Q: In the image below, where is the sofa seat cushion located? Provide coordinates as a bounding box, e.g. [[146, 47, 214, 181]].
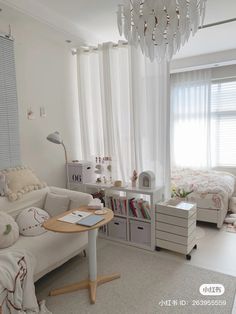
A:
[[1, 231, 88, 280]]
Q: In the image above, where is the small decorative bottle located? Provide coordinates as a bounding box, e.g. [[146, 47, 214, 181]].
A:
[[131, 170, 138, 188]]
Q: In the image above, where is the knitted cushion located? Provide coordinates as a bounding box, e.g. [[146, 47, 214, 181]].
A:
[[1, 166, 46, 201]]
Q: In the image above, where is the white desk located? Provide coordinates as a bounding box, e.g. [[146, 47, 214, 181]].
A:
[[43, 207, 120, 303]]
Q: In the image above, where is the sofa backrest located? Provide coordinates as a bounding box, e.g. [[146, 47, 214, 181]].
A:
[[49, 186, 93, 210], [0, 187, 50, 218], [0, 186, 93, 219]]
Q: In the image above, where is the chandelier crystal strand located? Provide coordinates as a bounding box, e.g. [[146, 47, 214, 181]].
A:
[[117, 0, 207, 62]]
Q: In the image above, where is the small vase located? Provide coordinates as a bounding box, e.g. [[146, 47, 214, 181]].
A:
[[132, 181, 136, 188]]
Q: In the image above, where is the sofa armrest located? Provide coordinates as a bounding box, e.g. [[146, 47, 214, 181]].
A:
[[49, 186, 93, 210]]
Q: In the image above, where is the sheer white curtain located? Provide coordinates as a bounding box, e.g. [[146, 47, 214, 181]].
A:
[[77, 42, 170, 197], [171, 69, 212, 169]]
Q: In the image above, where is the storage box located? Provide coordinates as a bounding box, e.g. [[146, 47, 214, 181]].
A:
[[108, 217, 127, 240], [130, 220, 151, 246], [68, 161, 93, 184]]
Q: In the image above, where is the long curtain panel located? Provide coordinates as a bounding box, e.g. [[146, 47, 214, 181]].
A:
[[77, 42, 170, 197], [171, 69, 212, 169]]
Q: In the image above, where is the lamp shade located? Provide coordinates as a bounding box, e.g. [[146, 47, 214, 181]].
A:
[[46, 131, 62, 144]]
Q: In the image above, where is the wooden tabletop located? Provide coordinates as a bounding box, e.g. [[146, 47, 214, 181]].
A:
[[43, 207, 113, 234]]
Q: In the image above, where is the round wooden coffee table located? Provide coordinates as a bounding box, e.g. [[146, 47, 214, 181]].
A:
[[43, 207, 120, 304]]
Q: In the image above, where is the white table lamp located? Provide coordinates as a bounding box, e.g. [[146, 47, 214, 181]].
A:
[[47, 131, 70, 189]]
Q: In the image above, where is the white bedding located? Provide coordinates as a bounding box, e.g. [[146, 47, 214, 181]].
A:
[[0, 250, 51, 314], [171, 169, 235, 210]]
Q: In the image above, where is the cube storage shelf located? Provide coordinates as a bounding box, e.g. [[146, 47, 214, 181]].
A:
[[83, 183, 164, 251]]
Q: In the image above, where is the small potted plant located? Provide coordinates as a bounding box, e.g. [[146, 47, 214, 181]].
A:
[[171, 186, 193, 201]]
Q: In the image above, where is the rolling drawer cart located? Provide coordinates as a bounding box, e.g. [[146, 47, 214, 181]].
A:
[[156, 200, 197, 260]]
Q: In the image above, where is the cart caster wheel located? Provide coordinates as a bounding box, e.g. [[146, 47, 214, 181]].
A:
[[186, 254, 191, 260], [156, 246, 161, 251], [193, 244, 197, 250]]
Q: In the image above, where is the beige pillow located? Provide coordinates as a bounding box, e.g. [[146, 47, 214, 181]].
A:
[[1, 166, 47, 201], [44, 193, 70, 217]]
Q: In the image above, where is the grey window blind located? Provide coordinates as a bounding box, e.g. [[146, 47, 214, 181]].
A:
[[0, 36, 21, 169]]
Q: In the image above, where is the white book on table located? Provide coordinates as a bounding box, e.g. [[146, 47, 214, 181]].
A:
[[58, 210, 92, 224]]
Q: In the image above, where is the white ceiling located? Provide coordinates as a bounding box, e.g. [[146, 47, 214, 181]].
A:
[[2, 0, 236, 59]]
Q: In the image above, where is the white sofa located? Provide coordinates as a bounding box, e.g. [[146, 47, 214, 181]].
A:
[[0, 186, 93, 281]]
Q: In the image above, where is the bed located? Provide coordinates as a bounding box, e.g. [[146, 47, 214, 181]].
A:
[[171, 169, 235, 228]]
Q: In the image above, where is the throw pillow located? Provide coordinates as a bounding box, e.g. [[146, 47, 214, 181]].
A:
[[1, 166, 47, 202], [0, 173, 9, 196], [0, 212, 19, 248], [44, 193, 70, 217], [16, 207, 50, 236]]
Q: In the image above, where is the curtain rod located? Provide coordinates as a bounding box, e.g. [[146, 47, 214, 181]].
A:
[[200, 18, 236, 29], [72, 41, 127, 55], [0, 25, 13, 41], [72, 17, 236, 55], [0, 34, 13, 41]]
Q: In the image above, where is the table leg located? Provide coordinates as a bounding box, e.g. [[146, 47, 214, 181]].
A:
[[49, 228, 120, 304], [88, 229, 97, 282], [88, 229, 98, 303]]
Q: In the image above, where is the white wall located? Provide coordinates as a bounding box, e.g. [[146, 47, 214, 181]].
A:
[[171, 49, 236, 73], [0, 5, 82, 187]]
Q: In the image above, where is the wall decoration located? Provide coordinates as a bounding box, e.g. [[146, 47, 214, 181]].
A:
[[40, 106, 46, 118], [27, 108, 35, 120]]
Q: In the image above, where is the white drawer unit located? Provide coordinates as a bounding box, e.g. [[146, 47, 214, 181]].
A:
[[68, 161, 93, 184], [108, 217, 127, 241], [156, 200, 197, 260], [130, 220, 151, 246]]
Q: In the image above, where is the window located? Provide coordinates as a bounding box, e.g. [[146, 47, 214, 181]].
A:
[[211, 79, 236, 166], [0, 36, 21, 169], [171, 70, 236, 168]]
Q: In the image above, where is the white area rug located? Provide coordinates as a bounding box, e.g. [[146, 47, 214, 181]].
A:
[[196, 226, 206, 239], [36, 241, 236, 314], [225, 224, 236, 234]]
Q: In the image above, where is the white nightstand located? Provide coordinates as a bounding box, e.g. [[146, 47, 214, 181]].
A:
[[156, 200, 197, 260]]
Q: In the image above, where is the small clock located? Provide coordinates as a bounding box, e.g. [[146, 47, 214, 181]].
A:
[[138, 171, 155, 189]]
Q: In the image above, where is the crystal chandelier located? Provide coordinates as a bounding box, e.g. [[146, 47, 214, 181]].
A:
[[117, 0, 207, 61]]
